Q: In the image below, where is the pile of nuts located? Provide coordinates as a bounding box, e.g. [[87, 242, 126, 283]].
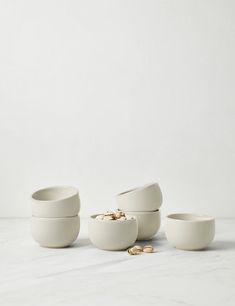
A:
[[128, 245, 154, 255], [96, 209, 131, 221]]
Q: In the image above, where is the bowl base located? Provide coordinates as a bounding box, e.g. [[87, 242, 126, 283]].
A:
[[39, 244, 72, 248], [175, 246, 209, 251]]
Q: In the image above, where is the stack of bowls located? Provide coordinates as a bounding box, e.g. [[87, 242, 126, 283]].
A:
[[31, 186, 80, 248], [116, 183, 162, 240]]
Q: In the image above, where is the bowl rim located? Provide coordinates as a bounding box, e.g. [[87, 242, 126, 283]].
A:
[[116, 182, 160, 197], [124, 209, 160, 215], [31, 186, 79, 202], [90, 214, 137, 223], [166, 213, 214, 223], [31, 215, 79, 221]]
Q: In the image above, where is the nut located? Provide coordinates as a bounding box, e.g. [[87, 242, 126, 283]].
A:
[[115, 210, 126, 219], [95, 214, 104, 220], [127, 247, 139, 255], [103, 215, 115, 220], [95, 210, 128, 221], [115, 211, 122, 219], [134, 245, 143, 252], [143, 245, 154, 253], [104, 211, 115, 217]]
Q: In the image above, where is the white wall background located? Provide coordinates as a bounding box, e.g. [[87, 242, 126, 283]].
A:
[[0, 0, 234, 218]]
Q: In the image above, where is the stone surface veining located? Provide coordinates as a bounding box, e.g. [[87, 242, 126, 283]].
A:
[[0, 218, 234, 306]]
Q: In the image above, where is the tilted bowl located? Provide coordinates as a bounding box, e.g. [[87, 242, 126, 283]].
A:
[[31, 186, 80, 218], [116, 183, 162, 212]]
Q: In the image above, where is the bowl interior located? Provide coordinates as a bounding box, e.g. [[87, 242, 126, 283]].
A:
[[167, 213, 214, 222], [117, 188, 137, 196], [117, 183, 158, 197], [32, 186, 78, 202]]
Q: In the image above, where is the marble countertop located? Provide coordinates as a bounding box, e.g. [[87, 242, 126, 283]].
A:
[[0, 218, 234, 306]]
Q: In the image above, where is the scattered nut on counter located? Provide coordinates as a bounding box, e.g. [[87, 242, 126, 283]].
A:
[[128, 245, 155, 255], [134, 245, 143, 252], [143, 245, 154, 253], [128, 247, 139, 255], [95, 210, 132, 221]]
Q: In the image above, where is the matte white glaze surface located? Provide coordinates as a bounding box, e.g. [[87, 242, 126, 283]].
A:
[[31, 216, 80, 248], [165, 213, 215, 250], [88, 215, 138, 250], [124, 210, 161, 240], [116, 183, 163, 212], [31, 186, 80, 218]]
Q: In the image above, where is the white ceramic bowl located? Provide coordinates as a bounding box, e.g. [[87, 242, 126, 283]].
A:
[[31, 216, 80, 248], [116, 183, 162, 212], [165, 213, 215, 250], [88, 215, 138, 251], [31, 186, 80, 218], [125, 210, 161, 240]]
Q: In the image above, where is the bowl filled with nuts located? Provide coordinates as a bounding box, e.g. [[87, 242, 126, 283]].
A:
[[88, 210, 138, 251]]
